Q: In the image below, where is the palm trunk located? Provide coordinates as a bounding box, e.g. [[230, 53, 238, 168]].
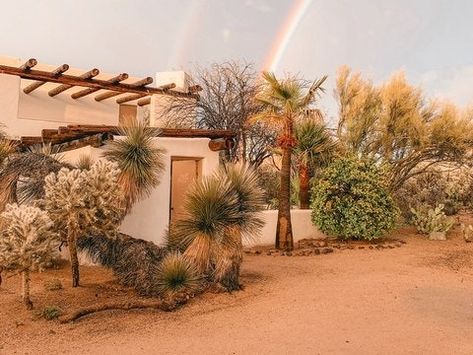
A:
[[276, 120, 294, 251], [21, 269, 32, 310], [299, 164, 311, 209], [68, 217, 80, 288]]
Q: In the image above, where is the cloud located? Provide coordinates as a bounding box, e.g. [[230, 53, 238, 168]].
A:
[[420, 65, 473, 106]]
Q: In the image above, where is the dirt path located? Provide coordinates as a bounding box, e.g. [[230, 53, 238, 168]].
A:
[[2, 227, 473, 354]]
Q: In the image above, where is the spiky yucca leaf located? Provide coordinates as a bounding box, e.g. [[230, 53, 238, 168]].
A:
[[103, 122, 166, 212], [171, 176, 240, 273], [218, 163, 266, 239], [155, 252, 202, 297], [76, 154, 94, 170]]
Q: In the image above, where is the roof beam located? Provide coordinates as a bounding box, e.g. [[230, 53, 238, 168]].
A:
[[19, 58, 37, 71], [23, 64, 69, 94], [94, 76, 154, 102], [116, 94, 147, 104], [0, 64, 199, 99], [71, 73, 128, 99], [137, 97, 151, 106], [48, 68, 100, 97]]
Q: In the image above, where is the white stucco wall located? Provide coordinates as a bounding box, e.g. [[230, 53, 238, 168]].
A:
[[246, 210, 327, 247], [60, 137, 220, 246]]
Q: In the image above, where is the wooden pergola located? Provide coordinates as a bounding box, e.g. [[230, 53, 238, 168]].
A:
[[0, 58, 202, 105]]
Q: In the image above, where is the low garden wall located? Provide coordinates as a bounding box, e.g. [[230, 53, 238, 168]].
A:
[[247, 209, 327, 247]]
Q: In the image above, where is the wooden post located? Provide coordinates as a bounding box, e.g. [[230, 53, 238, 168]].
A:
[[48, 68, 99, 97], [94, 77, 153, 101], [71, 73, 128, 99], [23, 64, 69, 94]]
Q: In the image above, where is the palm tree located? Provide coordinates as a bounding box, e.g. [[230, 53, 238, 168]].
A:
[[254, 72, 327, 250], [293, 118, 336, 209], [103, 122, 166, 214]]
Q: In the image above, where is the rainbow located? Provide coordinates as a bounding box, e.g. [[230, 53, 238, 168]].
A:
[[261, 0, 314, 72]]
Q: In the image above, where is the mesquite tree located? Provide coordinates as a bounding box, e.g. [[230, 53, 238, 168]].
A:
[[0, 204, 58, 309], [42, 160, 124, 287]]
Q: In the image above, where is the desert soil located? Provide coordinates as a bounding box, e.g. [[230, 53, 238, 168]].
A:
[[1, 223, 473, 355]]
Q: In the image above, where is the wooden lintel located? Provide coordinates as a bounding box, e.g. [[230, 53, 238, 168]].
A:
[[48, 68, 100, 97], [71, 73, 129, 99], [116, 94, 147, 104], [23, 64, 69, 94], [94, 76, 154, 102], [137, 97, 151, 106], [19, 58, 37, 71]]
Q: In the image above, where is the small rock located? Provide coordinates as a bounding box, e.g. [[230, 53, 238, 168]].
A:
[[332, 244, 341, 249], [399, 240, 407, 244], [369, 245, 374, 249], [358, 246, 365, 249], [387, 244, 395, 249], [318, 241, 327, 247], [266, 251, 272, 256], [255, 250, 262, 255], [347, 245, 354, 250], [279, 251, 286, 256], [49, 329, 56, 335], [321, 247, 334, 254], [313, 248, 321, 255], [394, 242, 402, 247], [286, 251, 293, 256]]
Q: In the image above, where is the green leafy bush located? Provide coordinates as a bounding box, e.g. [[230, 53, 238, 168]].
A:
[[39, 306, 62, 320], [311, 155, 398, 240], [410, 204, 453, 234]]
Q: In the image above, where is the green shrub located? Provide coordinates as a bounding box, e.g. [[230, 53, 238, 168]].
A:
[[44, 279, 63, 291], [311, 155, 398, 240], [39, 306, 62, 320], [410, 204, 453, 234]]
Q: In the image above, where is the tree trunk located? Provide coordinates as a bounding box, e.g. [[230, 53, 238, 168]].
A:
[[276, 121, 294, 251], [21, 269, 33, 310], [299, 164, 311, 209], [68, 218, 80, 288]]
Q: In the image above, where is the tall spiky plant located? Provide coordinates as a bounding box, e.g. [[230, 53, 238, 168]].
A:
[[293, 119, 337, 209], [170, 176, 241, 275], [254, 72, 327, 250], [213, 164, 265, 290], [0, 204, 58, 309], [103, 122, 166, 213]]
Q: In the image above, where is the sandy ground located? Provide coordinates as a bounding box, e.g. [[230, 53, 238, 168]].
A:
[[1, 225, 473, 355]]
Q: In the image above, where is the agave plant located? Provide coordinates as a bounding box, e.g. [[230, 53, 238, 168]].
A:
[[103, 122, 166, 213], [155, 252, 202, 298], [75, 154, 94, 170]]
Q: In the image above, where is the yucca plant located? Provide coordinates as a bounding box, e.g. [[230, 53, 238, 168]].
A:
[[103, 122, 166, 213], [155, 252, 202, 298], [76, 154, 94, 170], [213, 164, 265, 290], [170, 176, 240, 275]]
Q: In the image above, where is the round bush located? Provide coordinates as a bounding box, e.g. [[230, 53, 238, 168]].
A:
[[311, 155, 398, 240]]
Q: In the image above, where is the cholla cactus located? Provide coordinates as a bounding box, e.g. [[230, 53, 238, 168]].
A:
[[42, 160, 124, 287], [0, 204, 58, 309]]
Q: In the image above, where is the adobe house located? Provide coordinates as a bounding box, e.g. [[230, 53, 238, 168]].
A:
[[0, 55, 235, 245]]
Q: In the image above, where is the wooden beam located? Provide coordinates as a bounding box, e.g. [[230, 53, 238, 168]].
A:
[[71, 73, 128, 99], [23, 64, 69, 94], [19, 58, 37, 71], [158, 83, 176, 90], [116, 94, 147, 104], [48, 68, 100, 97], [94, 76, 154, 102], [65, 125, 237, 139], [188, 85, 202, 93], [137, 97, 151, 106], [0, 64, 197, 99]]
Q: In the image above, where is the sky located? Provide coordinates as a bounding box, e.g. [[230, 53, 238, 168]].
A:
[[0, 0, 472, 119]]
